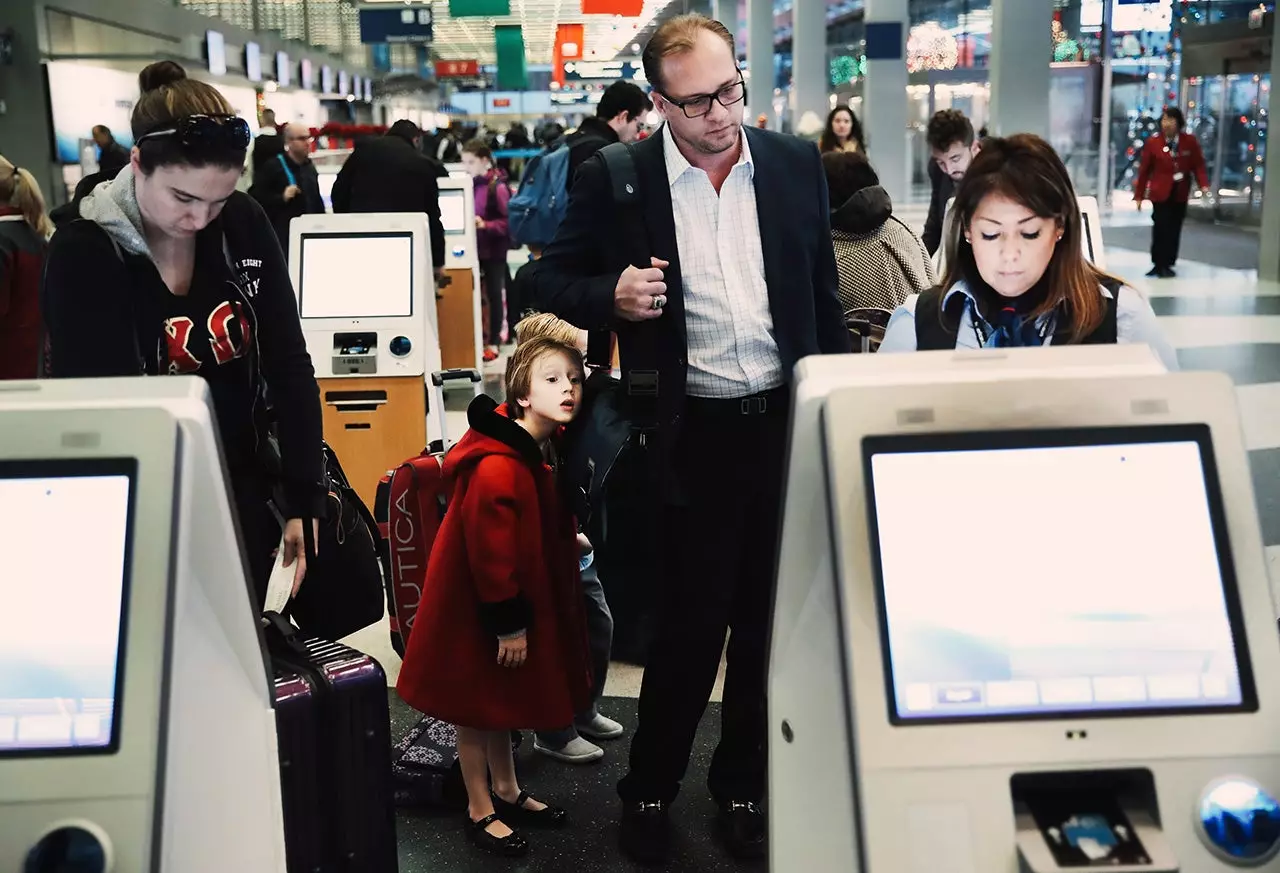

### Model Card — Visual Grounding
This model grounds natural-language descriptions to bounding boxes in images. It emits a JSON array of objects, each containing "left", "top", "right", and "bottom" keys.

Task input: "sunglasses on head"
[{"left": 135, "top": 114, "right": 252, "bottom": 151}]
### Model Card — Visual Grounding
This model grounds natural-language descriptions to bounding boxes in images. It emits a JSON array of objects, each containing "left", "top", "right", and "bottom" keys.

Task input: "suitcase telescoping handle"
[{"left": 430, "top": 369, "right": 482, "bottom": 448}]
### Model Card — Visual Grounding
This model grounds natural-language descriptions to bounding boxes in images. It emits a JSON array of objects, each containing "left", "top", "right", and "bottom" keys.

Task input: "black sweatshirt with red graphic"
[{"left": 43, "top": 192, "right": 326, "bottom": 520}]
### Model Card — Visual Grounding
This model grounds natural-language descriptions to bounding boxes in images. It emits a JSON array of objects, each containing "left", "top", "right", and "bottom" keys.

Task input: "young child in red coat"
[{"left": 395, "top": 333, "right": 591, "bottom": 858}]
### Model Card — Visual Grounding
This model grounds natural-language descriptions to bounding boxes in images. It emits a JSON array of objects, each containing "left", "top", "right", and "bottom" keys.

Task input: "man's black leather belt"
[{"left": 685, "top": 385, "right": 788, "bottom": 417}]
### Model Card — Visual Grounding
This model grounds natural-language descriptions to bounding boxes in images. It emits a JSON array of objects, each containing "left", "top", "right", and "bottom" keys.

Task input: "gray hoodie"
[{"left": 78, "top": 170, "right": 153, "bottom": 259}]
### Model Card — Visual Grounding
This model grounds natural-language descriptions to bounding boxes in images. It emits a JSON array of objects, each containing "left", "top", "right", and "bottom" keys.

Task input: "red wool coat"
[
  {"left": 1135, "top": 132, "right": 1208, "bottom": 204},
  {"left": 395, "top": 395, "right": 592, "bottom": 731}
]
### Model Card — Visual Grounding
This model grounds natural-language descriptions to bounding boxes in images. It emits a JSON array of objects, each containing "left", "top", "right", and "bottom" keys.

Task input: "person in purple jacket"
[{"left": 462, "top": 139, "right": 513, "bottom": 362}]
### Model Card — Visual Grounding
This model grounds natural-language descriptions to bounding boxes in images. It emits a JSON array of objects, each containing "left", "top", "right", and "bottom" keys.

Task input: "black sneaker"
[
  {"left": 619, "top": 801, "right": 671, "bottom": 865},
  {"left": 717, "top": 800, "right": 767, "bottom": 859}
]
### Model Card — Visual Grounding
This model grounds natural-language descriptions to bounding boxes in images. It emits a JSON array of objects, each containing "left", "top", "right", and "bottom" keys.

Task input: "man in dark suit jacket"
[
  {"left": 565, "top": 80, "right": 652, "bottom": 192},
  {"left": 532, "top": 13, "right": 849, "bottom": 865},
  {"left": 331, "top": 120, "right": 445, "bottom": 274},
  {"left": 92, "top": 126, "right": 130, "bottom": 178}
]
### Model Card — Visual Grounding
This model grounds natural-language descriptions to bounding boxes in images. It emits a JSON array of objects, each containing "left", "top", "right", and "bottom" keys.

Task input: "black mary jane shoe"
[
  {"left": 467, "top": 812, "right": 529, "bottom": 857},
  {"left": 717, "top": 800, "right": 767, "bottom": 860},
  {"left": 492, "top": 790, "right": 569, "bottom": 829}
]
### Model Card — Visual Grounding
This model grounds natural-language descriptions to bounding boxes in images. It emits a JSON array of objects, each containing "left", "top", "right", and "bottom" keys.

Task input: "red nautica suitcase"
[{"left": 375, "top": 368, "right": 481, "bottom": 657}]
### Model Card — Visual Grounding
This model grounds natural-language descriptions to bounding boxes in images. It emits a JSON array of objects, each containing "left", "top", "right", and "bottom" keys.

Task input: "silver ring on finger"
[{"left": 651, "top": 294, "right": 665, "bottom": 310}]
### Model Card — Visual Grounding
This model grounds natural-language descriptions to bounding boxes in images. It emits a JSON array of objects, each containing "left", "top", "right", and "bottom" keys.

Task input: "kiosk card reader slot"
[{"left": 333, "top": 331, "right": 378, "bottom": 375}]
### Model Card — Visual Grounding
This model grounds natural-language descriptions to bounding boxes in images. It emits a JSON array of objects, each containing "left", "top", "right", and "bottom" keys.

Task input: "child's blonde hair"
[
  {"left": 0, "top": 156, "right": 53, "bottom": 239},
  {"left": 505, "top": 335, "right": 583, "bottom": 419},
  {"left": 513, "top": 311, "right": 583, "bottom": 349}
]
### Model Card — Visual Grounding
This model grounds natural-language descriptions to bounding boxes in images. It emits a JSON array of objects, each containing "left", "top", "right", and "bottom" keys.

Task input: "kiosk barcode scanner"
[
  {"left": 771, "top": 347, "right": 1280, "bottom": 872},
  {"left": 0, "top": 377, "right": 287, "bottom": 873},
  {"left": 289, "top": 212, "right": 442, "bottom": 509},
  {"left": 435, "top": 176, "right": 483, "bottom": 373}
]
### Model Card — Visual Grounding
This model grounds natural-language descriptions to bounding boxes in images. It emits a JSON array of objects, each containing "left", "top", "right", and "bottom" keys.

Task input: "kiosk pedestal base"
[
  {"left": 320, "top": 375, "right": 425, "bottom": 508},
  {"left": 438, "top": 267, "right": 479, "bottom": 371}
]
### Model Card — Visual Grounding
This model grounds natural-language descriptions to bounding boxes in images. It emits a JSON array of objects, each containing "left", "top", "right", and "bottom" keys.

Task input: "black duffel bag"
[{"left": 285, "top": 441, "right": 385, "bottom": 641}]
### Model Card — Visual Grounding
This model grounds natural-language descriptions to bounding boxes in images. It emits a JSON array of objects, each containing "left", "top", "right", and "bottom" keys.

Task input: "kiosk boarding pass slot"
[
  {"left": 333, "top": 331, "right": 377, "bottom": 375},
  {"left": 1013, "top": 770, "right": 1178, "bottom": 871},
  {"left": 324, "top": 387, "right": 389, "bottom": 427}
]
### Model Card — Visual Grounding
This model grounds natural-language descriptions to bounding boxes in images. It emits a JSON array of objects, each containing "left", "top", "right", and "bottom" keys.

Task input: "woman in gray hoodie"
[{"left": 822, "top": 150, "right": 936, "bottom": 315}]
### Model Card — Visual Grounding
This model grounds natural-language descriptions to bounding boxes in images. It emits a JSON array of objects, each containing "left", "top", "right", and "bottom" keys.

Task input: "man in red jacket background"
[{"left": 1134, "top": 106, "right": 1208, "bottom": 278}]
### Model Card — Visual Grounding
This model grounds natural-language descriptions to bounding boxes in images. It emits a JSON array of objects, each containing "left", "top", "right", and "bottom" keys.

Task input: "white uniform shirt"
[{"left": 663, "top": 124, "right": 782, "bottom": 398}]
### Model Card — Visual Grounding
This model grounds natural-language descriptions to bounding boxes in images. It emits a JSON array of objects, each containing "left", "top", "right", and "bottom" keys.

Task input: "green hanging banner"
[
  {"left": 447, "top": 0, "right": 510, "bottom": 17},
  {"left": 494, "top": 25, "right": 528, "bottom": 90}
]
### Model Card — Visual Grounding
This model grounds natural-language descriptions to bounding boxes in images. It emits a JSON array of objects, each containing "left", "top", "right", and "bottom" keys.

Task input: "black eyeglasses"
[
  {"left": 135, "top": 114, "right": 252, "bottom": 151},
  {"left": 659, "top": 73, "right": 747, "bottom": 119}
]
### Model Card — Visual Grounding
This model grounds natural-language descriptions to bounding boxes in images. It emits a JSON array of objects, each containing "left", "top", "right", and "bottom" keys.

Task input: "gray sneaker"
[
  {"left": 575, "top": 712, "right": 624, "bottom": 741},
  {"left": 533, "top": 735, "right": 604, "bottom": 764}
]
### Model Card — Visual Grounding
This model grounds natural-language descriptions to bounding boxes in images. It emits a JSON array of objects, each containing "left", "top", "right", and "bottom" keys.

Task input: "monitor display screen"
[
  {"left": 276, "top": 51, "right": 291, "bottom": 88},
  {"left": 0, "top": 460, "right": 135, "bottom": 756},
  {"left": 206, "top": 30, "right": 227, "bottom": 77},
  {"left": 863, "top": 425, "right": 1255, "bottom": 725},
  {"left": 298, "top": 232, "right": 414, "bottom": 319},
  {"left": 321, "top": 65, "right": 334, "bottom": 95},
  {"left": 338, "top": 71, "right": 351, "bottom": 97},
  {"left": 440, "top": 189, "right": 467, "bottom": 234},
  {"left": 245, "top": 42, "right": 262, "bottom": 83},
  {"left": 300, "top": 58, "right": 314, "bottom": 91}
]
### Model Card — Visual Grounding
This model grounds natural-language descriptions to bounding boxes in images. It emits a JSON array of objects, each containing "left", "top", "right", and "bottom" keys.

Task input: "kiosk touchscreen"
[
  {"left": 771, "top": 349, "right": 1280, "bottom": 872},
  {"left": 436, "top": 176, "right": 483, "bottom": 372},
  {"left": 0, "top": 377, "right": 285, "bottom": 873}
]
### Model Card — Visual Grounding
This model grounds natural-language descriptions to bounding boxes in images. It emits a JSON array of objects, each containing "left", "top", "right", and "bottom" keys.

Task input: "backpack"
[{"left": 507, "top": 144, "right": 572, "bottom": 248}]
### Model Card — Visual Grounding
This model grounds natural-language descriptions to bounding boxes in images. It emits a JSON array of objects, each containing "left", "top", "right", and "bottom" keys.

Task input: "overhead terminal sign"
[
  {"left": 359, "top": 7, "right": 435, "bottom": 43},
  {"left": 562, "top": 60, "right": 645, "bottom": 83}
]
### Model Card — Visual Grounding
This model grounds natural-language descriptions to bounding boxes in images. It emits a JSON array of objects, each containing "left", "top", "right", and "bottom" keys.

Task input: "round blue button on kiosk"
[
  {"left": 1198, "top": 776, "right": 1280, "bottom": 865},
  {"left": 389, "top": 336, "right": 413, "bottom": 357},
  {"left": 25, "top": 824, "right": 109, "bottom": 873}
]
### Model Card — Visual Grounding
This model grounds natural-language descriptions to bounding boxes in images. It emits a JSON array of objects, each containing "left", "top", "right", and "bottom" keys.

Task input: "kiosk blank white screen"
[
  {"left": 299, "top": 232, "right": 414, "bottom": 318},
  {"left": 0, "top": 464, "right": 133, "bottom": 753},
  {"left": 440, "top": 189, "right": 466, "bottom": 234},
  {"left": 866, "top": 430, "right": 1249, "bottom": 723}
]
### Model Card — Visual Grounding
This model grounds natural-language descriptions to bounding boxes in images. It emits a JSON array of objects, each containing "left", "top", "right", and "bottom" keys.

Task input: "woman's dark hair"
[
  {"left": 1162, "top": 106, "right": 1186, "bottom": 129},
  {"left": 131, "top": 61, "right": 243, "bottom": 173},
  {"left": 820, "top": 106, "right": 865, "bottom": 154},
  {"left": 939, "top": 134, "right": 1122, "bottom": 342},
  {"left": 462, "top": 139, "right": 492, "bottom": 161},
  {"left": 821, "top": 150, "right": 879, "bottom": 209}
]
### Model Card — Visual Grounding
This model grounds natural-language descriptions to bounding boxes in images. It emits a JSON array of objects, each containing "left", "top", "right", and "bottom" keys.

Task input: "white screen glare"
[
  {"left": 868, "top": 436, "right": 1246, "bottom": 722},
  {"left": 299, "top": 233, "right": 414, "bottom": 319},
  {"left": 440, "top": 190, "right": 467, "bottom": 234},
  {"left": 0, "top": 472, "right": 131, "bottom": 753}
]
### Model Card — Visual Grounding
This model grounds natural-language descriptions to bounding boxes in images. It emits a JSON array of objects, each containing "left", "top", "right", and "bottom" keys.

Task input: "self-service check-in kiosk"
[
  {"left": 289, "top": 212, "right": 440, "bottom": 508},
  {"left": 436, "top": 177, "right": 484, "bottom": 372},
  {"left": 0, "top": 377, "right": 285, "bottom": 873},
  {"left": 771, "top": 346, "right": 1280, "bottom": 872}
]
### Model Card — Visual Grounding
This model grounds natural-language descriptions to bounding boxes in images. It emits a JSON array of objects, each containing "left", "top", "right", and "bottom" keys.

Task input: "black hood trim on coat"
[
  {"left": 466, "top": 393, "right": 547, "bottom": 468},
  {"left": 831, "top": 185, "right": 894, "bottom": 235}
]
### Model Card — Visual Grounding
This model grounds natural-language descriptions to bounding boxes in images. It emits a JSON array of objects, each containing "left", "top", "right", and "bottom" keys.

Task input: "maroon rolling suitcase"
[{"left": 268, "top": 616, "right": 398, "bottom": 872}]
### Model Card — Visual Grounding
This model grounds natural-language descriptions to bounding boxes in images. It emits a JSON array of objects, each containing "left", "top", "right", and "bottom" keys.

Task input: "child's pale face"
[{"left": 517, "top": 351, "right": 584, "bottom": 426}]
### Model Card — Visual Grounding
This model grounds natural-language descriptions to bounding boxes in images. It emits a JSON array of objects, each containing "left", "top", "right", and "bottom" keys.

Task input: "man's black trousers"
[{"left": 617, "top": 388, "right": 788, "bottom": 806}]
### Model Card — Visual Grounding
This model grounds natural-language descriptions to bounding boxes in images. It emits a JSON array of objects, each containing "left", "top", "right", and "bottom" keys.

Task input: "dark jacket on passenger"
[
  {"left": 50, "top": 167, "right": 124, "bottom": 229},
  {"left": 531, "top": 126, "right": 850, "bottom": 485},
  {"left": 831, "top": 185, "right": 935, "bottom": 313},
  {"left": 97, "top": 141, "right": 131, "bottom": 178},
  {"left": 251, "top": 131, "right": 284, "bottom": 175},
  {"left": 250, "top": 153, "right": 325, "bottom": 255},
  {"left": 922, "top": 159, "right": 955, "bottom": 256},
  {"left": 331, "top": 134, "right": 446, "bottom": 269},
  {"left": 0, "top": 209, "right": 47, "bottom": 380},
  {"left": 565, "top": 116, "right": 619, "bottom": 193},
  {"left": 43, "top": 175, "right": 326, "bottom": 520}
]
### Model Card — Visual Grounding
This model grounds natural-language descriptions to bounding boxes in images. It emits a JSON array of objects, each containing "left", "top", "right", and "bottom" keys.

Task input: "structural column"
[
  {"left": 790, "top": 0, "right": 828, "bottom": 131},
  {"left": 989, "top": 0, "right": 1053, "bottom": 138},
  {"left": 746, "top": 0, "right": 775, "bottom": 126},
  {"left": 1260, "top": 9, "right": 1280, "bottom": 282},
  {"left": 0, "top": 2, "right": 55, "bottom": 206},
  {"left": 861, "top": 0, "right": 909, "bottom": 203}
]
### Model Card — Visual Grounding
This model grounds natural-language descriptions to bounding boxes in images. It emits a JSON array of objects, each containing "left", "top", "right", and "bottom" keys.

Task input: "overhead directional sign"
[
  {"left": 562, "top": 59, "right": 645, "bottom": 83},
  {"left": 359, "top": 7, "right": 434, "bottom": 44}
]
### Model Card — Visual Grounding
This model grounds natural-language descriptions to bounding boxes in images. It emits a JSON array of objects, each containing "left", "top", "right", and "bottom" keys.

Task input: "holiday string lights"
[{"left": 906, "top": 21, "right": 958, "bottom": 74}]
